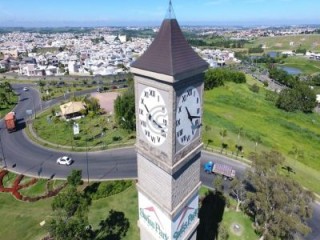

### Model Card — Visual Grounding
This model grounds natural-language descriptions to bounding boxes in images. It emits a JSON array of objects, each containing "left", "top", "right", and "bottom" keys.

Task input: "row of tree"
[
  {"left": 187, "top": 37, "right": 247, "bottom": 49},
  {"left": 268, "top": 66, "right": 297, "bottom": 87},
  {"left": 209, "top": 151, "right": 314, "bottom": 240},
  {"left": 204, "top": 68, "right": 246, "bottom": 90},
  {"left": 248, "top": 44, "right": 264, "bottom": 54},
  {"left": 267, "top": 66, "right": 318, "bottom": 113}
]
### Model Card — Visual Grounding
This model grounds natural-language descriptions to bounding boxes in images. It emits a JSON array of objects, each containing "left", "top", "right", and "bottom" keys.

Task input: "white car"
[
  {"left": 23, "top": 87, "right": 29, "bottom": 91},
  {"left": 56, "top": 156, "right": 73, "bottom": 165}
]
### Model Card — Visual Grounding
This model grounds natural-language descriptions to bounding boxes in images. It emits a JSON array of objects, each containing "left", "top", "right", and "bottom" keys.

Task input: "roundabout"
[{"left": 0, "top": 84, "right": 319, "bottom": 240}]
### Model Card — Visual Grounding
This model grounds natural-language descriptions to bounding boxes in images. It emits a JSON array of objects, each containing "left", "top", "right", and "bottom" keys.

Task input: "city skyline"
[{"left": 0, "top": 0, "right": 319, "bottom": 27}]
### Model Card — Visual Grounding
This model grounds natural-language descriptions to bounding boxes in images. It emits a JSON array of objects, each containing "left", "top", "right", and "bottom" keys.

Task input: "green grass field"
[
  {"left": 88, "top": 186, "right": 139, "bottom": 240},
  {"left": 0, "top": 193, "right": 52, "bottom": 240},
  {"left": 279, "top": 56, "right": 320, "bottom": 75},
  {"left": 32, "top": 108, "right": 135, "bottom": 150},
  {"left": 246, "top": 34, "right": 320, "bottom": 52},
  {"left": 202, "top": 79, "right": 320, "bottom": 194}
]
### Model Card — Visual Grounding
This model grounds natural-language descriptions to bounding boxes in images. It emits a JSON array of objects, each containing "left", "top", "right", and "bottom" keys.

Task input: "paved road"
[{"left": 0, "top": 84, "right": 318, "bottom": 240}]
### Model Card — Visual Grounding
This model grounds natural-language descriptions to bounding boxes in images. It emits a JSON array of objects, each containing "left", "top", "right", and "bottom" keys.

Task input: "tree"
[
  {"left": 204, "top": 68, "right": 225, "bottom": 90},
  {"left": 0, "top": 92, "right": 8, "bottom": 108},
  {"left": 276, "top": 83, "right": 317, "bottom": 113},
  {"left": 67, "top": 169, "right": 83, "bottom": 187},
  {"left": 84, "top": 96, "right": 100, "bottom": 115},
  {"left": 114, "top": 76, "right": 135, "bottom": 131},
  {"left": 51, "top": 186, "right": 90, "bottom": 219},
  {"left": 219, "top": 128, "right": 227, "bottom": 153},
  {"left": 213, "top": 175, "right": 224, "bottom": 193},
  {"left": 3, "top": 81, "right": 13, "bottom": 103},
  {"left": 48, "top": 184, "right": 92, "bottom": 240},
  {"left": 206, "top": 139, "right": 213, "bottom": 148},
  {"left": 229, "top": 177, "right": 246, "bottom": 212},
  {"left": 47, "top": 217, "right": 92, "bottom": 240},
  {"left": 235, "top": 145, "right": 243, "bottom": 157},
  {"left": 95, "top": 210, "right": 130, "bottom": 240},
  {"left": 244, "top": 151, "right": 314, "bottom": 240}
]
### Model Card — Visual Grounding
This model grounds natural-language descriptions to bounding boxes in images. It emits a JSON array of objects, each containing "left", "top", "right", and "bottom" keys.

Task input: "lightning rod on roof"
[{"left": 165, "top": 0, "right": 176, "bottom": 19}]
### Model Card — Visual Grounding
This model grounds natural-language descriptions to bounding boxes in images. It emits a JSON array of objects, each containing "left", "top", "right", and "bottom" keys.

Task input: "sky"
[{"left": 0, "top": 0, "right": 319, "bottom": 27}]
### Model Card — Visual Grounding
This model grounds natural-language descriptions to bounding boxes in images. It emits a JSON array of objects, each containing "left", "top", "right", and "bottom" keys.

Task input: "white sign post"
[{"left": 73, "top": 123, "right": 80, "bottom": 135}]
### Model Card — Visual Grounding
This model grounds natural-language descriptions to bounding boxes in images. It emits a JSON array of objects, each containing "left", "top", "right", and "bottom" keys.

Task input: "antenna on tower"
[{"left": 165, "top": 0, "right": 176, "bottom": 19}]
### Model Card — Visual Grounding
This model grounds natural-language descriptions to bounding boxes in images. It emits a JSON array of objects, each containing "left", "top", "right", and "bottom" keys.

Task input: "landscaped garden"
[
  {"left": 0, "top": 169, "right": 257, "bottom": 240},
  {"left": 31, "top": 100, "right": 135, "bottom": 151}
]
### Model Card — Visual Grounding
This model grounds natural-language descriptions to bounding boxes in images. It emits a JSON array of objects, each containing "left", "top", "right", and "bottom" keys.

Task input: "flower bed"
[{"left": 0, "top": 169, "right": 66, "bottom": 202}]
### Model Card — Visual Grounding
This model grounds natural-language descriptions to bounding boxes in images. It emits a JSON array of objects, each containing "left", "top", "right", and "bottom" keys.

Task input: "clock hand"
[
  {"left": 143, "top": 103, "right": 150, "bottom": 113},
  {"left": 143, "top": 104, "right": 154, "bottom": 122},
  {"left": 185, "top": 107, "right": 200, "bottom": 121},
  {"left": 152, "top": 119, "right": 163, "bottom": 129},
  {"left": 144, "top": 103, "right": 163, "bottom": 129},
  {"left": 189, "top": 115, "right": 200, "bottom": 120},
  {"left": 185, "top": 107, "right": 192, "bottom": 123}
]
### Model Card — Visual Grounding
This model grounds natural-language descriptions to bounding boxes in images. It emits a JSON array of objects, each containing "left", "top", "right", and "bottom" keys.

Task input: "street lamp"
[
  {"left": 28, "top": 91, "right": 36, "bottom": 119},
  {"left": 85, "top": 133, "right": 90, "bottom": 184}
]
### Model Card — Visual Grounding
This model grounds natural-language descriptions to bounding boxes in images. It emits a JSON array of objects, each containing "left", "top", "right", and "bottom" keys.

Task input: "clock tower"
[{"left": 131, "top": 2, "right": 208, "bottom": 239}]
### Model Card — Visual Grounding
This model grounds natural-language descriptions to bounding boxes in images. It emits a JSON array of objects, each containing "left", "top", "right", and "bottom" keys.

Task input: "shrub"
[
  {"left": 85, "top": 180, "right": 133, "bottom": 200},
  {"left": 249, "top": 84, "right": 260, "bottom": 93},
  {"left": 263, "top": 81, "right": 269, "bottom": 87},
  {"left": 112, "top": 136, "right": 122, "bottom": 141},
  {"left": 265, "top": 90, "right": 278, "bottom": 103},
  {"left": 67, "top": 170, "right": 83, "bottom": 186}
]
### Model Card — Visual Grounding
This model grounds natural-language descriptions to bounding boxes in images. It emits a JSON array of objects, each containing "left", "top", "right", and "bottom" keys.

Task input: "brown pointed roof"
[{"left": 131, "top": 19, "right": 208, "bottom": 82}]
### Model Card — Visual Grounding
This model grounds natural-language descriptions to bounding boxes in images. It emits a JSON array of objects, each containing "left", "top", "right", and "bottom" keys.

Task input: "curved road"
[{"left": 0, "top": 84, "right": 319, "bottom": 240}]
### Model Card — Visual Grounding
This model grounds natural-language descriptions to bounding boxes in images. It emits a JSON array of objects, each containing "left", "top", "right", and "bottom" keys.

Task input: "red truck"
[{"left": 5, "top": 112, "right": 16, "bottom": 132}]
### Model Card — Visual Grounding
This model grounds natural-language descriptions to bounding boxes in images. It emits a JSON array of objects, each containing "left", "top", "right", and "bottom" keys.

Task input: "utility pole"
[{"left": 86, "top": 135, "right": 89, "bottom": 184}]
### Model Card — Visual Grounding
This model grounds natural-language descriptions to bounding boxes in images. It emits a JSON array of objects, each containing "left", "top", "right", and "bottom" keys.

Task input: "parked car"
[
  {"left": 56, "top": 156, "right": 73, "bottom": 165},
  {"left": 23, "top": 87, "right": 29, "bottom": 91}
]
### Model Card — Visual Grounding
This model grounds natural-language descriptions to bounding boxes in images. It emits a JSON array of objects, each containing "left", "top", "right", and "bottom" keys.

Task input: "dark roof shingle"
[{"left": 131, "top": 19, "right": 208, "bottom": 79}]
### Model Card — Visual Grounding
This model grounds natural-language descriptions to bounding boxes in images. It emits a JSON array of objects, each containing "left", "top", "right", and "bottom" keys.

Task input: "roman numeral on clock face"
[
  {"left": 139, "top": 86, "right": 169, "bottom": 146},
  {"left": 176, "top": 86, "right": 201, "bottom": 146}
]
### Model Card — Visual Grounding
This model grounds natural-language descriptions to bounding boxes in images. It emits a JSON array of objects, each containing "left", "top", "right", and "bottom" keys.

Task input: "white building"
[{"left": 68, "top": 61, "right": 78, "bottom": 74}]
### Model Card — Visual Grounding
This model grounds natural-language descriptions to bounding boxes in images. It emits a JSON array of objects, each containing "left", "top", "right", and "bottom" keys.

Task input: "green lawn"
[
  {"left": 32, "top": 108, "right": 135, "bottom": 150},
  {"left": 246, "top": 34, "right": 320, "bottom": 52},
  {"left": 223, "top": 210, "right": 258, "bottom": 240},
  {"left": 88, "top": 186, "right": 139, "bottom": 240},
  {"left": 0, "top": 193, "right": 52, "bottom": 240},
  {"left": 203, "top": 80, "right": 320, "bottom": 194}
]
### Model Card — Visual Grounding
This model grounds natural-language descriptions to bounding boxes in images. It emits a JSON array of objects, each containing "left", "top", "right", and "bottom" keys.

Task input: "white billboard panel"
[{"left": 138, "top": 192, "right": 199, "bottom": 240}]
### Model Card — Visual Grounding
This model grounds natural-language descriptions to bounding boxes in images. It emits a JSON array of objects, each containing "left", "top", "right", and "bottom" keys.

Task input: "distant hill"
[{"left": 246, "top": 34, "right": 320, "bottom": 52}]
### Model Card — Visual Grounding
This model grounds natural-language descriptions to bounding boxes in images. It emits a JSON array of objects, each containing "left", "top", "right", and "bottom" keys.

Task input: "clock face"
[
  {"left": 176, "top": 86, "right": 201, "bottom": 146},
  {"left": 138, "top": 86, "right": 169, "bottom": 146}
]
